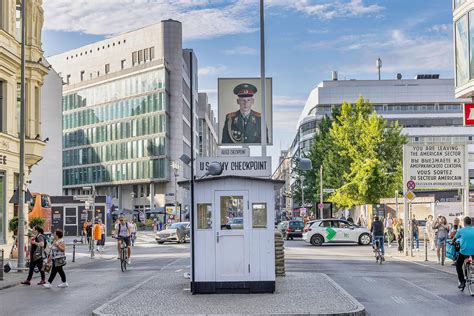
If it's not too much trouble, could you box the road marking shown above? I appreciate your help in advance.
[400,278,455,306]
[175,269,182,272]
[362,277,375,283]
[389,255,457,276]
[391,296,408,304]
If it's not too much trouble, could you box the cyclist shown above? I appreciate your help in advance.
[371,216,385,257]
[115,217,132,265]
[454,216,474,290]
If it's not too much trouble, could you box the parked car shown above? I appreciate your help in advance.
[303,219,371,246]
[156,222,190,244]
[226,217,244,229]
[285,220,305,240]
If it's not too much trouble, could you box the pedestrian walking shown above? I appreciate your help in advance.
[43,229,68,289]
[433,215,449,264]
[384,212,394,247]
[347,213,354,224]
[21,226,46,285]
[159,221,163,231]
[448,217,462,265]
[411,214,420,251]
[425,215,435,251]
[85,219,93,250]
[130,220,137,246]
[394,218,404,253]
[153,218,158,233]
[99,219,106,251]
[93,220,103,252]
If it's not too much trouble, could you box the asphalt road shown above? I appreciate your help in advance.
[0,233,190,316]
[284,239,474,316]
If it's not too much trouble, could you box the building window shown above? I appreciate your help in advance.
[15,1,22,42]
[132,52,137,65]
[0,172,5,244]
[80,71,85,81]
[0,81,4,132]
[150,47,155,60]
[144,48,149,61]
[138,50,143,64]
[121,59,126,70]
[0,1,4,30]
[105,64,110,74]
[66,74,71,85]
[35,86,40,135]
[456,14,469,86]
[16,83,21,133]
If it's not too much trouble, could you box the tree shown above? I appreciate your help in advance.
[328,97,407,208]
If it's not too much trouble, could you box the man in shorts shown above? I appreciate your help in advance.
[115,217,131,264]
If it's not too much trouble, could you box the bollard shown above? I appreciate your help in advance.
[0,249,4,280]
[72,239,76,263]
[424,231,428,262]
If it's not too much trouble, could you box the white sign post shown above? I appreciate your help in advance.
[403,143,469,256]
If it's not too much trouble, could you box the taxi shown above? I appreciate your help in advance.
[303,219,371,246]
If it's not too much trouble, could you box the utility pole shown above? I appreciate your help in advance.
[260,0,267,157]
[17,0,27,272]
[320,165,323,219]
[301,175,305,208]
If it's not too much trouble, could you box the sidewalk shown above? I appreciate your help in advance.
[384,241,458,276]
[93,269,366,315]
[0,237,118,290]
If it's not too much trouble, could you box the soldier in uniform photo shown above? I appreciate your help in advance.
[222,83,268,144]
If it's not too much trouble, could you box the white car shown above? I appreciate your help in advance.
[155,222,190,244]
[303,219,371,246]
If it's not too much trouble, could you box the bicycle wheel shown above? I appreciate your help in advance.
[121,249,126,272]
[466,263,473,296]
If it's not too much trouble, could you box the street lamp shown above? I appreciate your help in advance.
[171,161,180,222]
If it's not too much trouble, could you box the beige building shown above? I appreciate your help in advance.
[0,0,48,253]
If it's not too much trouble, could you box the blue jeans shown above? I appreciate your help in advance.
[412,230,419,249]
[373,235,385,255]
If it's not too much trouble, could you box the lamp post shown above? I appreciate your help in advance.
[171,161,180,222]
[130,192,135,219]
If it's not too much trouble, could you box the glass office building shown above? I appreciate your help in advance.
[62,69,169,186]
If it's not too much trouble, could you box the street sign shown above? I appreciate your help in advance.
[405,190,416,202]
[73,195,93,201]
[323,188,335,193]
[318,203,324,210]
[403,144,466,189]
[218,147,249,157]
[406,180,416,191]
[464,103,474,125]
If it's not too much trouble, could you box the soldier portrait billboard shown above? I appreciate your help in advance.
[218,78,272,145]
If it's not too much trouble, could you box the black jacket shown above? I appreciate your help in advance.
[371,220,384,236]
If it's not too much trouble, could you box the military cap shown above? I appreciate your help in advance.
[233,83,257,97]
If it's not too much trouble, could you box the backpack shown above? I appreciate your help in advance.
[118,222,129,236]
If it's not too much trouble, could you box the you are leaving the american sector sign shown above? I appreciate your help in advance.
[403,144,466,189]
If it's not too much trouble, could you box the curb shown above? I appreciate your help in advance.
[320,273,367,316]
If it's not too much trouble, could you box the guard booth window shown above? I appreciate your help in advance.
[252,203,267,228]
[220,196,243,230]
[197,204,212,229]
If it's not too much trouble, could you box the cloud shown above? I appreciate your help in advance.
[273,108,302,131]
[429,24,451,34]
[198,65,227,76]
[273,95,307,108]
[268,0,384,19]
[43,0,258,40]
[223,46,258,55]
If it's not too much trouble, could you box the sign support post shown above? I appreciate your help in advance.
[259,0,267,157]
[403,147,409,256]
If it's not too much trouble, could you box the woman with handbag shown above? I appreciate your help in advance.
[21,226,46,285]
[43,229,68,288]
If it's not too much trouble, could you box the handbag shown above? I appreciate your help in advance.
[42,261,52,273]
[54,256,67,267]
[32,246,46,262]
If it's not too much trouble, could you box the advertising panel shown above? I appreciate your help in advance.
[218,78,272,145]
[464,103,474,125]
[403,144,466,189]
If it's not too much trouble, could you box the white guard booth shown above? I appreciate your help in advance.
[191,171,283,294]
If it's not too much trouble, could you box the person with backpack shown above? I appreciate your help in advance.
[85,219,93,250]
[115,216,132,264]
[411,214,420,251]
[21,226,46,285]
[43,229,68,289]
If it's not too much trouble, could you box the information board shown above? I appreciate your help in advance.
[403,144,466,189]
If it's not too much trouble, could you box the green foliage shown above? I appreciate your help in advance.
[298,97,406,210]
[29,216,46,229]
[9,217,19,233]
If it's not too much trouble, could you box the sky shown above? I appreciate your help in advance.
[42,0,455,164]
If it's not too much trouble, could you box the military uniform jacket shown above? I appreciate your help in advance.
[222,110,264,144]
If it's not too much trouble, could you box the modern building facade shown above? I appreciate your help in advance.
[0,0,48,252]
[453,0,474,99]
[49,20,199,215]
[284,75,474,211]
[197,93,218,157]
[29,64,63,196]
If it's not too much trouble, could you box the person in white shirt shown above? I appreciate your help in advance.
[130,220,137,246]
[425,215,435,251]
[384,212,394,247]
[114,217,132,264]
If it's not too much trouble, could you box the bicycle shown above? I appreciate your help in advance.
[460,256,473,296]
[373,238,384,264]
[115,237,128,272]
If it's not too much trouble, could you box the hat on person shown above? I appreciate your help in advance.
[233,83,257,97]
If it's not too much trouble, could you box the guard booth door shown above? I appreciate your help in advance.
[215,191,250,282]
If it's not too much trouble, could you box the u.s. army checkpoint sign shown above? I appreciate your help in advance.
[196,156,271,178]
[403,144,466,189]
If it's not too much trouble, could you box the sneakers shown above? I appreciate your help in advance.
[20,280,31,285]
[388,244,392,248]
[43,283,52,289]
[127,259,131,265]
[57,282,69,288]
[37,280,46,285]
